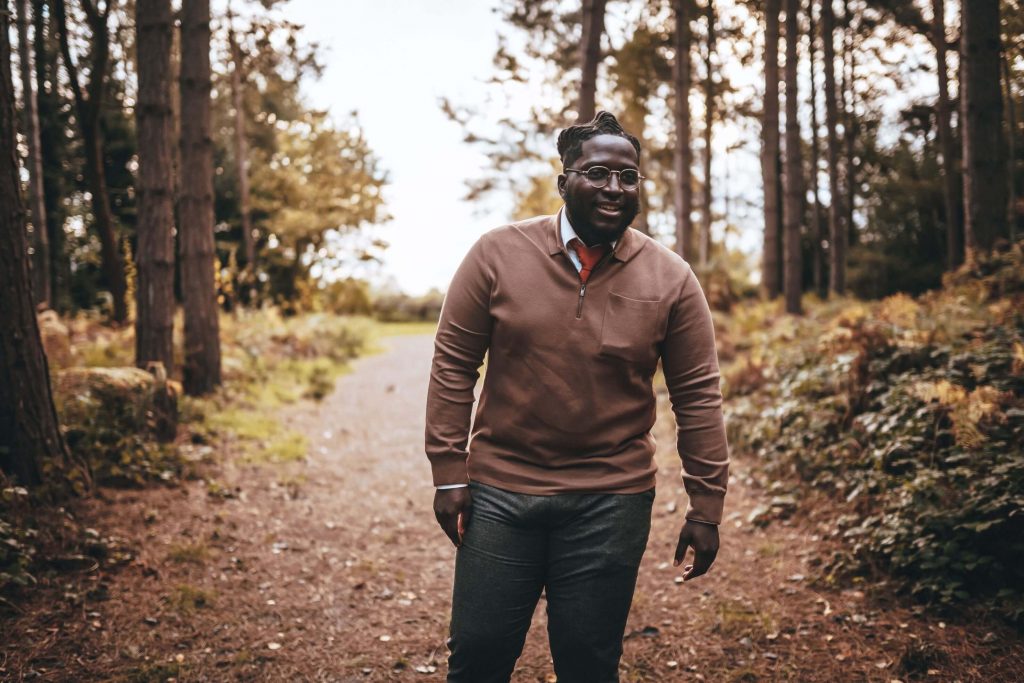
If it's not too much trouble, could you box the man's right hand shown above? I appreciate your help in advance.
[434,487,472,547]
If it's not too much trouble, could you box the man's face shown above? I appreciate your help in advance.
[558,134,641,246]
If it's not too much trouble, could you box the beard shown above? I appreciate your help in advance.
[564,200,638,247]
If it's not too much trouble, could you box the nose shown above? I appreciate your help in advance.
[603,172,624,193]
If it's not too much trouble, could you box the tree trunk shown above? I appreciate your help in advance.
[179,0,221,395]
[823,0,845,294]
[761,0,783,297]
[227,20,255,271]
[841,0,856,254]
[960,0,1007,256]
[53,0,128,323]
[932,0,962,270]
[700,0,715,268]
[807,0,825,299]
[33,0,69,311]
[673,0,694,260]
[1002,49,1018,243]
[134,0,176,374]
[577,0,607,123]
[15,0,49,307]
[0,6,73,487]
[783,0,803,315]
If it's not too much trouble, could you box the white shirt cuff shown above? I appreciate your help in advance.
[436,483,469,489]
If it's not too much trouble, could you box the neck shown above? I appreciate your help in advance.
[565,208,617,247]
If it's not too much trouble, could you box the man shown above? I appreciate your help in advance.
[425,111,729,682]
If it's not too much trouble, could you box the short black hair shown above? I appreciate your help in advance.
[557,111,641,167]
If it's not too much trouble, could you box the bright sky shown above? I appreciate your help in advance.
[287,0,511,296]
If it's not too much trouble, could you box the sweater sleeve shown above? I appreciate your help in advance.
[660,265,730,524]
[424,235,494,486]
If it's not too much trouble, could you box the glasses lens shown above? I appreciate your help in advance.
[619,170,640,187]
[585,167,611,185]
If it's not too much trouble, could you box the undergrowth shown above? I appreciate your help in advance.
[724,241,1024,624]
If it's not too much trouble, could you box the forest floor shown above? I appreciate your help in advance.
[2,332,1023,682]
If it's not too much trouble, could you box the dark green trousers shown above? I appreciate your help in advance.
[446,481,655,683]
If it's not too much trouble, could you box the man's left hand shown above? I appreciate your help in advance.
[673,519,720,582]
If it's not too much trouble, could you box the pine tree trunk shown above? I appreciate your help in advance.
[227,23,255,272]
[134,0,175,374]
[841,0,856,255]
[823,0,845,294]
[33,0,69,311]
[673,0,694,260]
[960,0,1007,256]
[932,0,962,269]
[577,0,607,123]
[783,0,804,315]
[761,0,783,298]
[53,0,128,323]
[0,8,73,487]
[179,0,221,395]
[1002,51,1018,242]
[700,0,716,268]
[807,0,825,299]
[15,0,49,308]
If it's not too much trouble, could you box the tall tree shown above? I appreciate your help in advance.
[822,0,845,293]
[33,0,70,311]
[0,3,72,487]
[53,0,129,323]
[227,14,255,275]
[1002,48,1018,242]
[841,0,857,250]
[700,0,715,268]
[179,0,221,395]
[673,0,694,259]
[577,0,607,122]
[960,0,1007,256]
[783,0,804,315]
[761,0,783,297]
[134,0,175,373]
[15,0,49,306]
[807,0,825,299]
[930,0,961,269]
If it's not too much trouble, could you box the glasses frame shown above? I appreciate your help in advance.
[564,165,646,190]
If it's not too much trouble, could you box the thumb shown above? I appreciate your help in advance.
[674,534,691,567]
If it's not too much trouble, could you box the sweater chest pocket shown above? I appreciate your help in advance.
[599,292,661,364]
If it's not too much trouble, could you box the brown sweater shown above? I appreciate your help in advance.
[425,213,730,524]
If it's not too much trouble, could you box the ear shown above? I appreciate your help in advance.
[557,174,567,199]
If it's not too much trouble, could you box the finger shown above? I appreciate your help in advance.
[683,548,716,581]
[457,512,465,544]
[437,512,460,547]
[673,536,691,567]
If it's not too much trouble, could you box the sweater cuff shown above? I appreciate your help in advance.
[685,493,725,525]
[429,454,470,488]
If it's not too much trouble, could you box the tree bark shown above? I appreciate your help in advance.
[227,18,255,271]
[673,0,694,260]
[822,0,845,294]
[53,0,128,323]
[179,0,221,395]
[932,0,962,270]
[134,0,176,374]
[960,0,1007,256]
[0,5,73,487]
[15,0,49,307]
[807,0,825,299]
[761,0,783,297]
[783,0,803,315]
[700,0,715,268]
[577,0,607,123]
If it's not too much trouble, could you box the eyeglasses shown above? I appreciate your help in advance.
[565,166,645,190]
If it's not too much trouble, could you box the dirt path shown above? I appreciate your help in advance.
[3,334,1022,682]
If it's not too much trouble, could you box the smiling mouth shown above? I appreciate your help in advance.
[595,203,623,216]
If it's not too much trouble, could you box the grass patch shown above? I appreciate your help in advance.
[374,320,438,338]
[714,598,775,639]
[245,432,308,464]
[166,541,210,564]
[167,583,215,614]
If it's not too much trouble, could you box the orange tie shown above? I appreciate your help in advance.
[569,238,610,284]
